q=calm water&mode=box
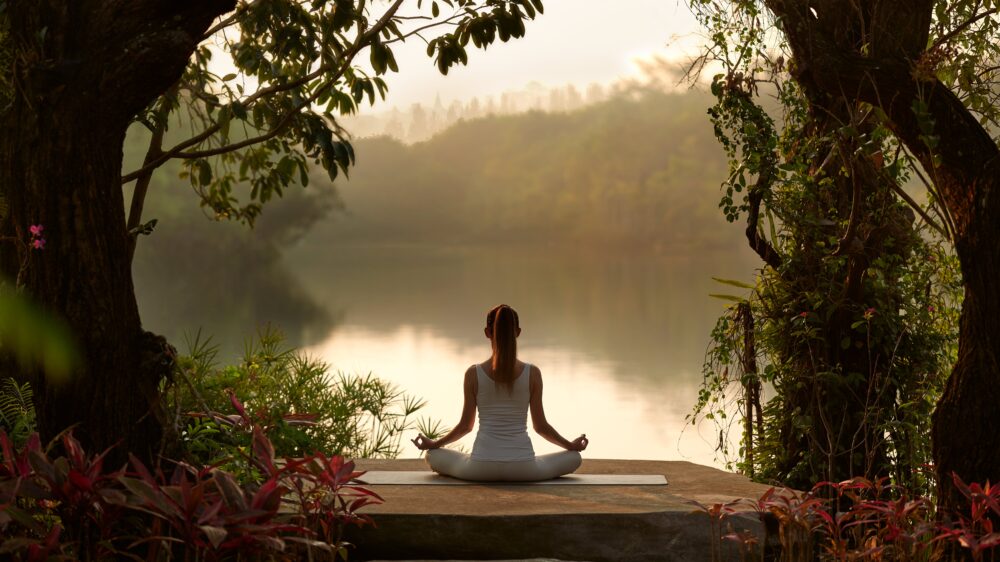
[281,244,757,466]
[139,240,757,466]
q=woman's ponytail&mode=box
[488,304,519,393]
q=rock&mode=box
[346,458,779,561]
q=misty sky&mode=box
[377,0,700,109]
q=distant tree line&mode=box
[306,87,743,255]
[344,82,611,143]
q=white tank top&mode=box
[470,362,535,461]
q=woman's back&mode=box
[471,362,535,461]
[413,304,586,481]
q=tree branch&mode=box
[745,166,783,270]
[126,123,165,262]
[932,8,1000,51]
[885,177,949,240]
[120,63,334,184]
[383,12,467,46]
[100,0,238,122]
[176,100,309,159]
[126,86,180,262]
[908,157,957,238]
[121,0,406,184]
[121,123,223,184]
[201,0,268,41]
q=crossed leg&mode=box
[425,448,582,482]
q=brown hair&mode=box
[486,304,519,393]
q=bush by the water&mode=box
[164,328,433,482]
[0,331,440,559]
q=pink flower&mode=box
[798,311,809,318]
[31,238,45,250]
[29,224,44,236]
[928,305,936,313]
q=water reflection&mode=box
[290,244,758,465]
[138,235,757,465]
[306,325,721,463]
[134,211,337,358]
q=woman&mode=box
[411,304,588,481]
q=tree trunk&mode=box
[0,100,167,459]
[931,172,1000,511]
[0,0,234,462]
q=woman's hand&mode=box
[411,434,439,450]
[568,434,589,452]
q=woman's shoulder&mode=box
[526,362,542,380]
[463,365,480,393]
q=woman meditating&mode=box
[411,304,588,481]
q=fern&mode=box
[0,377,36,446]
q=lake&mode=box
[285,243,757,466]
[139,240,757,466]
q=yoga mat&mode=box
[358,471,668,486]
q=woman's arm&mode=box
[412,366,478,450]
[528,366,588,452]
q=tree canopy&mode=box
[120,0,545,239]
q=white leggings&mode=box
[425,448,582,482]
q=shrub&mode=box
[0,399,380,560]
[0,330,439,558]
[164,328,431,481]
[692,475,1000,562]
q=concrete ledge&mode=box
[347,459,778,561]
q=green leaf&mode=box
[276,156,295,180]
[711,277,754,289]
[230,102,247,120]
[298,162,309,186]
[218,107,232,140]
[708,293,746,303]
[128,218,158,237]
[521,0,536,19]
[370,44,387,74]
[385,47,399,73]
[197,160,213,186]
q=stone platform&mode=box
[346,458,778,562]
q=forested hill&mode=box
[300,88,743,255]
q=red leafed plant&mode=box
[0,397,382,561]
[691,475,1000,562]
